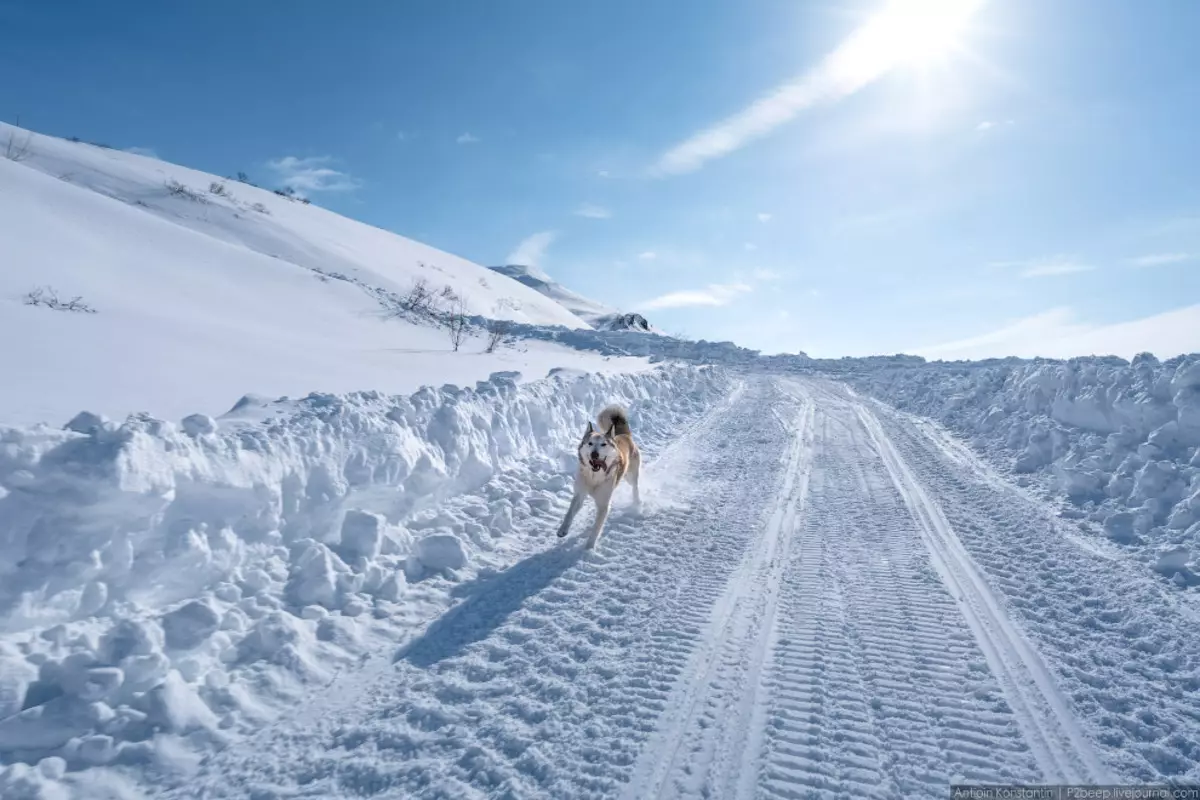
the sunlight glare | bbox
[869,0,985,69]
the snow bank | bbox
[0,364,729,792]
[844,353,1200,582]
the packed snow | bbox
[4,120,1200,799]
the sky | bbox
[1,0,1198,359]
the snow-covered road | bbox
[162,376,1198,798]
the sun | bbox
[864,0,984,71]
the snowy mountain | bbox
[489,263,656,333]
[0,123,632,427]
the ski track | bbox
[156,375,1200,799]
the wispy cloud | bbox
[456,133,480,144]
[913,305,1200,361]
[1129,252,1192,268]
[125,146,158,158]
[652,0,985,175]
[396,130,410,142]
[990,255,1095,279]
[976,119,1015,133]
[757,212,773,223]
[638,251,657,261]
[574,204,612,220]
[744,242,757,251]
[635,282,753,311]
[506,231,556,267]
[751,268,783,281]
[267,156,360,196]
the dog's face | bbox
[578,422,617,474]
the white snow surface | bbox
[843,353,1200,583]
[0,363,729,797]
[0,123,608,427]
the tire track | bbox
[853,398,1112,784]
[623,381,816,800]
[174,377,794,799]
[754,394,1042,799]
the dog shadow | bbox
[396,540,584,668]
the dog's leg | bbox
[556,491,584,538]
[628,449,642,509]
[585,485,615,550]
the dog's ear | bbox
[581,420,595,441]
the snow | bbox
[0,362,728,795]
[490,264,657,333]
[6,121,1200,798]
[843,354,1200,583]
[0,123,639,428]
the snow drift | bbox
[0,363,729,796]
[845,353,1200,581]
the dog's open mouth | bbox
[589,456,606,472]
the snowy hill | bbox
[0,123,603,427]
[489,263,656,333]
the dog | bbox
[556,403,641,549]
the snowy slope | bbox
[490,264,656,333]
[0,124,640,427]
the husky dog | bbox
[556,404,641,549]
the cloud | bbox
[990,255,1095,279]
[597,170,611,178]
[757,212,772,223]
[744,242,757,251]
[638,251,657,261]
[975,120,994,131]
[124,146,158,158]
[913,305,1200,361]
[397,130,409,142]
[266,156,360,196]
[652,0,985,175]
[752,268,783,281]
[574,204,612,219]
[506,231,556,267]
[456,133,480,144]
[635,282,753,311]
[1129,252,1192,268]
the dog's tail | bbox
[598,404,631,437]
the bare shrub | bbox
[484,319,511,353]
[165,179,207,202]
[250,202,270,214]
[209,181,229,197]
[397,278,436,318]
[23,287,97,314]
[445,295,470,351]
[3,126,32,162]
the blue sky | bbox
[2,0,1198,358]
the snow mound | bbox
[845,353,1200,581]
[0,363,729,793]
[490,264,657,333]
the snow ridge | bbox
[842,354,1200,582]
[0,364,729,797]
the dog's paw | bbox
[556,529,568,538]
